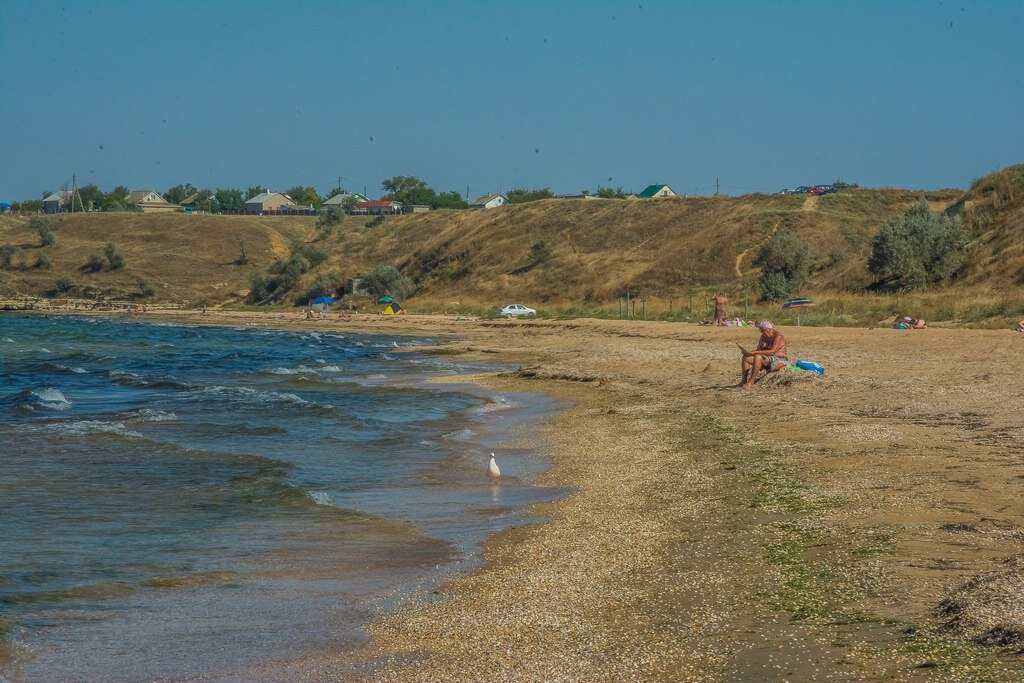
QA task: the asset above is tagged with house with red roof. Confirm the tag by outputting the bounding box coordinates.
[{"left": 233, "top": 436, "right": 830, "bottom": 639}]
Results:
[{"left": 353, "top": 200, "right": 403, "bottom": 215}]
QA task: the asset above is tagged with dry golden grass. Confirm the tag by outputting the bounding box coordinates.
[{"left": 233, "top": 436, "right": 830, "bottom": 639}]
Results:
[{"left": 0, "top": 170, "right": 1020, "bottom": 327}]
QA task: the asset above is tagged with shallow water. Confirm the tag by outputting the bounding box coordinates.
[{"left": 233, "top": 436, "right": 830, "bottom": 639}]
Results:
[{"left": 0, "top": 314, "right": 564, "bottom": 681}]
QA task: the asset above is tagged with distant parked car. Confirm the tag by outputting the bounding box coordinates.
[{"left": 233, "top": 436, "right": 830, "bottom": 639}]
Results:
[
  {"left": 498, "top": 304, "right": 537, "bottom": 318},
  {"left": 779, "top": 189, "right": 792, "bottom": 194},
  {"left": 792, "top": 186, "right": 810, "bottom": 194},
  {"left": 805, "top": 186, "right": 824, "bottom": 195},
  {"left": 815, "top": 184, "right": 838, "bottom": 194}
]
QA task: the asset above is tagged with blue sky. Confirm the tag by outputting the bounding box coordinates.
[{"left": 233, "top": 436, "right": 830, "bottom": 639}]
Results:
[{"left": 1, "top": 1, "right": 1022, "bottom": 201}]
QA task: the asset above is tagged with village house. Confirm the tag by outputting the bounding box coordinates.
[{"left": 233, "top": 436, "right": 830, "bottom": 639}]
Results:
[
  {"left": 128, "top": 190, "right": 179, "bottom": 213},
  {"left": 322, "top": 192, "right": 368, "bottom": 209},
  {"left": 353, "top": 200, "right": 403, "bottom": 215},
  {"left": 469, "top": 193, "right": 507, "bottom": 210},
  {"left": 42, "top": 190, "right": 73, "bottom": 213},
  {"left": 636, "top": 184, "right": 676, "bottom": 199},
  {"left": 244, "top": 191, "right": 295, "bottom": 215}
]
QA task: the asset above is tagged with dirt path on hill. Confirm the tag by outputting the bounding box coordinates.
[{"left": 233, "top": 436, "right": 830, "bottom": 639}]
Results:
[
  {"left": 735, "top": 220, "right": 781, "bottom": 278},
  {"left": 802, "top": 195, "right": 819, "bottom": 211}
]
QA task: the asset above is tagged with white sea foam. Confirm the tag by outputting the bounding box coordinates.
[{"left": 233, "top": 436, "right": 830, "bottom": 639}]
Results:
[
  {"left": 443, "top": 428, "right": 476, "bottom": 442},
  {"left": 200, "top": 385, "right": 312, "bottom": 407},
  {"left": 309, "top": 491, "right": 333, "bottom": 506},
  {"left": 2, "top": 337, "right": 14, "bottom": 343},
  {"left": 471, "top": 395, "right": 519, "bottom": 414},
  {"left": 265, "top": 365, "right": 316, "bottom": 375},
  {"left": 53, "top": 364, "right": 88, "bottom": 374},
  {"left": 38, "top": 348, "right": 52, "bottom": 354},
  {"left": 125, "top": 408, "right": 179, "bottom": 423},
  {"left": 51, "top": 420, "right": 144, "bottom": 438},
  {"left": 29, "top": 388, "right": 72, "bottom": 410}
]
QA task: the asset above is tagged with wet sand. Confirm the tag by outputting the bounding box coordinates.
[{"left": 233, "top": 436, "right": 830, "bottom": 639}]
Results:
[{"left": 112, "top": 311, "right": 1024, "bottom": 680}]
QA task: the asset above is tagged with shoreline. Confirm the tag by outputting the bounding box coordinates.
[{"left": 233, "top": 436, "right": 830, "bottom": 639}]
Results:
[{"left": 11, "top": 309, "right": 1024, "bottom": 680}]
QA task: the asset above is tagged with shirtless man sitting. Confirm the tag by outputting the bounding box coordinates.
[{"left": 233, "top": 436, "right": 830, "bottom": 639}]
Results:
[{"left": 738, "top": 320, "right": 788, "bottom": 389}]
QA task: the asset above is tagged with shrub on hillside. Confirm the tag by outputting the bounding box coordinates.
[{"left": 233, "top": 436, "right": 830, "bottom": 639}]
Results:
[
  {"left": 296, "top": 272, "right": 343, "bottom": 305},
  {"left": 529, "top": 240, "right": 551, "bottom": 263},
  {"left": 754, "top": 230, "right": 812, "bottom": 301},
  {"left": 31, "top": 216, "right": 55, "bottom": 247},
  {"left": 360, "top": 265, "right": 414, "bottom": 301},
  {"left": 0, "top": 244, "right": 19, "bottom": 268},
  {"left": 247, "top": 272, "right": 271, "bottom": 304},
  {"left": 868, "top": 200, "right": 967, "bottom": 290},
  {"left": 105, "top": 243, "right": 125, "bottom": 270},
  {"left": 35, "top": 252, "right": 52, "bottom": 269},
  {"left": 51, "top": 276, "right": 77, "bottom": 295},
  {"left": 315, "top": 206, "right": 344, "bottom": 239},
  {"left": 235, "top": 240, "right": 249, "bottom": 265},
  {"left": 135, "top": 277, "right": 156, "bottom": 298},
  {"left": 84, "top": 254, "right": 106, "bottom": 272}
]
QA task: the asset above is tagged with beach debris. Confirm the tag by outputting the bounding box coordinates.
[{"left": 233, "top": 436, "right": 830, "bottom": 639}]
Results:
[{"left": 488, "top": 453, "right": 501, "bottom": 479}]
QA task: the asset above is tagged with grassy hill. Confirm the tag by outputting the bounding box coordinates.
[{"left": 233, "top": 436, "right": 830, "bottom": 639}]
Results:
[{"left": 1, "top": 165, "right": 1022, "bottom": 325}]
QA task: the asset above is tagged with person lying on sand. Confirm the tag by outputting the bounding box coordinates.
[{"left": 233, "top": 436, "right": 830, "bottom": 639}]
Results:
[
  {"left": 894, "top": 315, "right": 927, "bottom": 330},
  {"left": 738, "top": 320, "right": 788, "bottom": 389},
  {"left": 1016, "top": 320, "right": 1024, "bottom": 332}
]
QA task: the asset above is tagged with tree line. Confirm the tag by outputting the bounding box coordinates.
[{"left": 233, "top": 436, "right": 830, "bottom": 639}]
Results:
[{"left": 7, "top": 176, "right": 633, "bottom": 214}]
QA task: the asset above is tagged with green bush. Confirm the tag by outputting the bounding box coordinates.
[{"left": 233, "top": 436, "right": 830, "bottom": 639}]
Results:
[
  {"left": 868, "top": 200, "right": 967, "bottom": 290},
  {"left": 136, "top": 277, "right": 156, "bottom": 297},
  {"left": 754, "top": 230, "right": 812, "bottom": 301},
  {"left": 84, "top": 254, "right": 106, "bottom": 272},
  {"left": 35, "top": 252, "right": 52, "bottom": 269},
  {"left": 529, "top": 240, "right": 551, "bottom": 263},
  {"left": 247, "top": 272, "right": 270, "bottom": 304},
  {"left": 104, "top": 243, "right": 125, "bottom": 270},
  {"left": 0, "top": 244, "right": 18, "bottom": 268},
  {"left": 30, "top": 216, "right": 55, "bottom": 247},
  {"left": 52, "top": 276, "right": 77, "bottom": 295},
  {"left": 296, "top": 272, "right": 343, "bottom": 305},
  {"left": 360, "top": 265, "right": 414, "bottom": 301}
]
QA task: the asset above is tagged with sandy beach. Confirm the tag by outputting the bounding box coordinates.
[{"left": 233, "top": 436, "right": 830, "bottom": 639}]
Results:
[{"left": 79, "top": 310, "right": 1024, "bottom": 680}]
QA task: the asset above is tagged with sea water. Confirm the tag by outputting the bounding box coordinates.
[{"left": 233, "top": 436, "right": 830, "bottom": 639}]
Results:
[{"left": 0, "top": 314, "right": 564, "bottom": 682}]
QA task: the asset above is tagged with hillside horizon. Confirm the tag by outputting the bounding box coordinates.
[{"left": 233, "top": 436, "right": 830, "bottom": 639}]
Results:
[{"left": 1, "top": 165, "right": 1021, "bottom": 326}]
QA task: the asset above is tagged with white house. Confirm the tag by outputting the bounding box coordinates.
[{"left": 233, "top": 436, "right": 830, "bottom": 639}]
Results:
[
  {"left": 127, "top": 189, "right": 178, "bottom": 213},
  {"left": 323, "top": 192, "right": 368, "bottom": 208},
  {"left": 469, "top": 193, "right": 507, "bottom": 210},
  {"left": 636, "top": 184, "right": 676, "bottom": 199},
  {"left": 245, "top": 191, "right": 296, "bottom": 214},
  {"left": 42, "top": 190, "right": 73, "bottom": 213}
]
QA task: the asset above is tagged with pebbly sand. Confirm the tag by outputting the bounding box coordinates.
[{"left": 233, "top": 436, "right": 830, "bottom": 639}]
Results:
[{"left": 83, "top": 311, "right": 1024, "bottom": 680}]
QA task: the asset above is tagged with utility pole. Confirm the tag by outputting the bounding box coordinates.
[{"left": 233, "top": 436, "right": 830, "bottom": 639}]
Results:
[
  {"left": 715, "top": 177, "right": 719, "bottom": 196},
  {"left": 466, "top": 184, "right": 470, "bottom": 201},
  {"left": 70, "top": 173, "right": 85, "bottom": 213}
]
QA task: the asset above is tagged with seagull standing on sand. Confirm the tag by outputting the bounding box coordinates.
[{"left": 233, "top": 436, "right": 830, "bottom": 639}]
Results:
[{"left": 488, "top": 453, "right": 501, "bottom": 479}]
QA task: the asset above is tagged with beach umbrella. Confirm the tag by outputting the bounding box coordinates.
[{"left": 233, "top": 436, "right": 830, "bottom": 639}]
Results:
[
  {"left": 782, "top": 297, "right": 815, "bottom": 326},
  {"left": 378, "top": 296, "right": 395, "bottom": 304},
  {"left": 311, "top": 296, "right": 336, "bottom": 304}
]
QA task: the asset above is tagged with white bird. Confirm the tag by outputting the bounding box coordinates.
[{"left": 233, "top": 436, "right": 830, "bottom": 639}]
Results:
[{"left": 488, "top": 453, "right": 501, "bottom": 479}]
